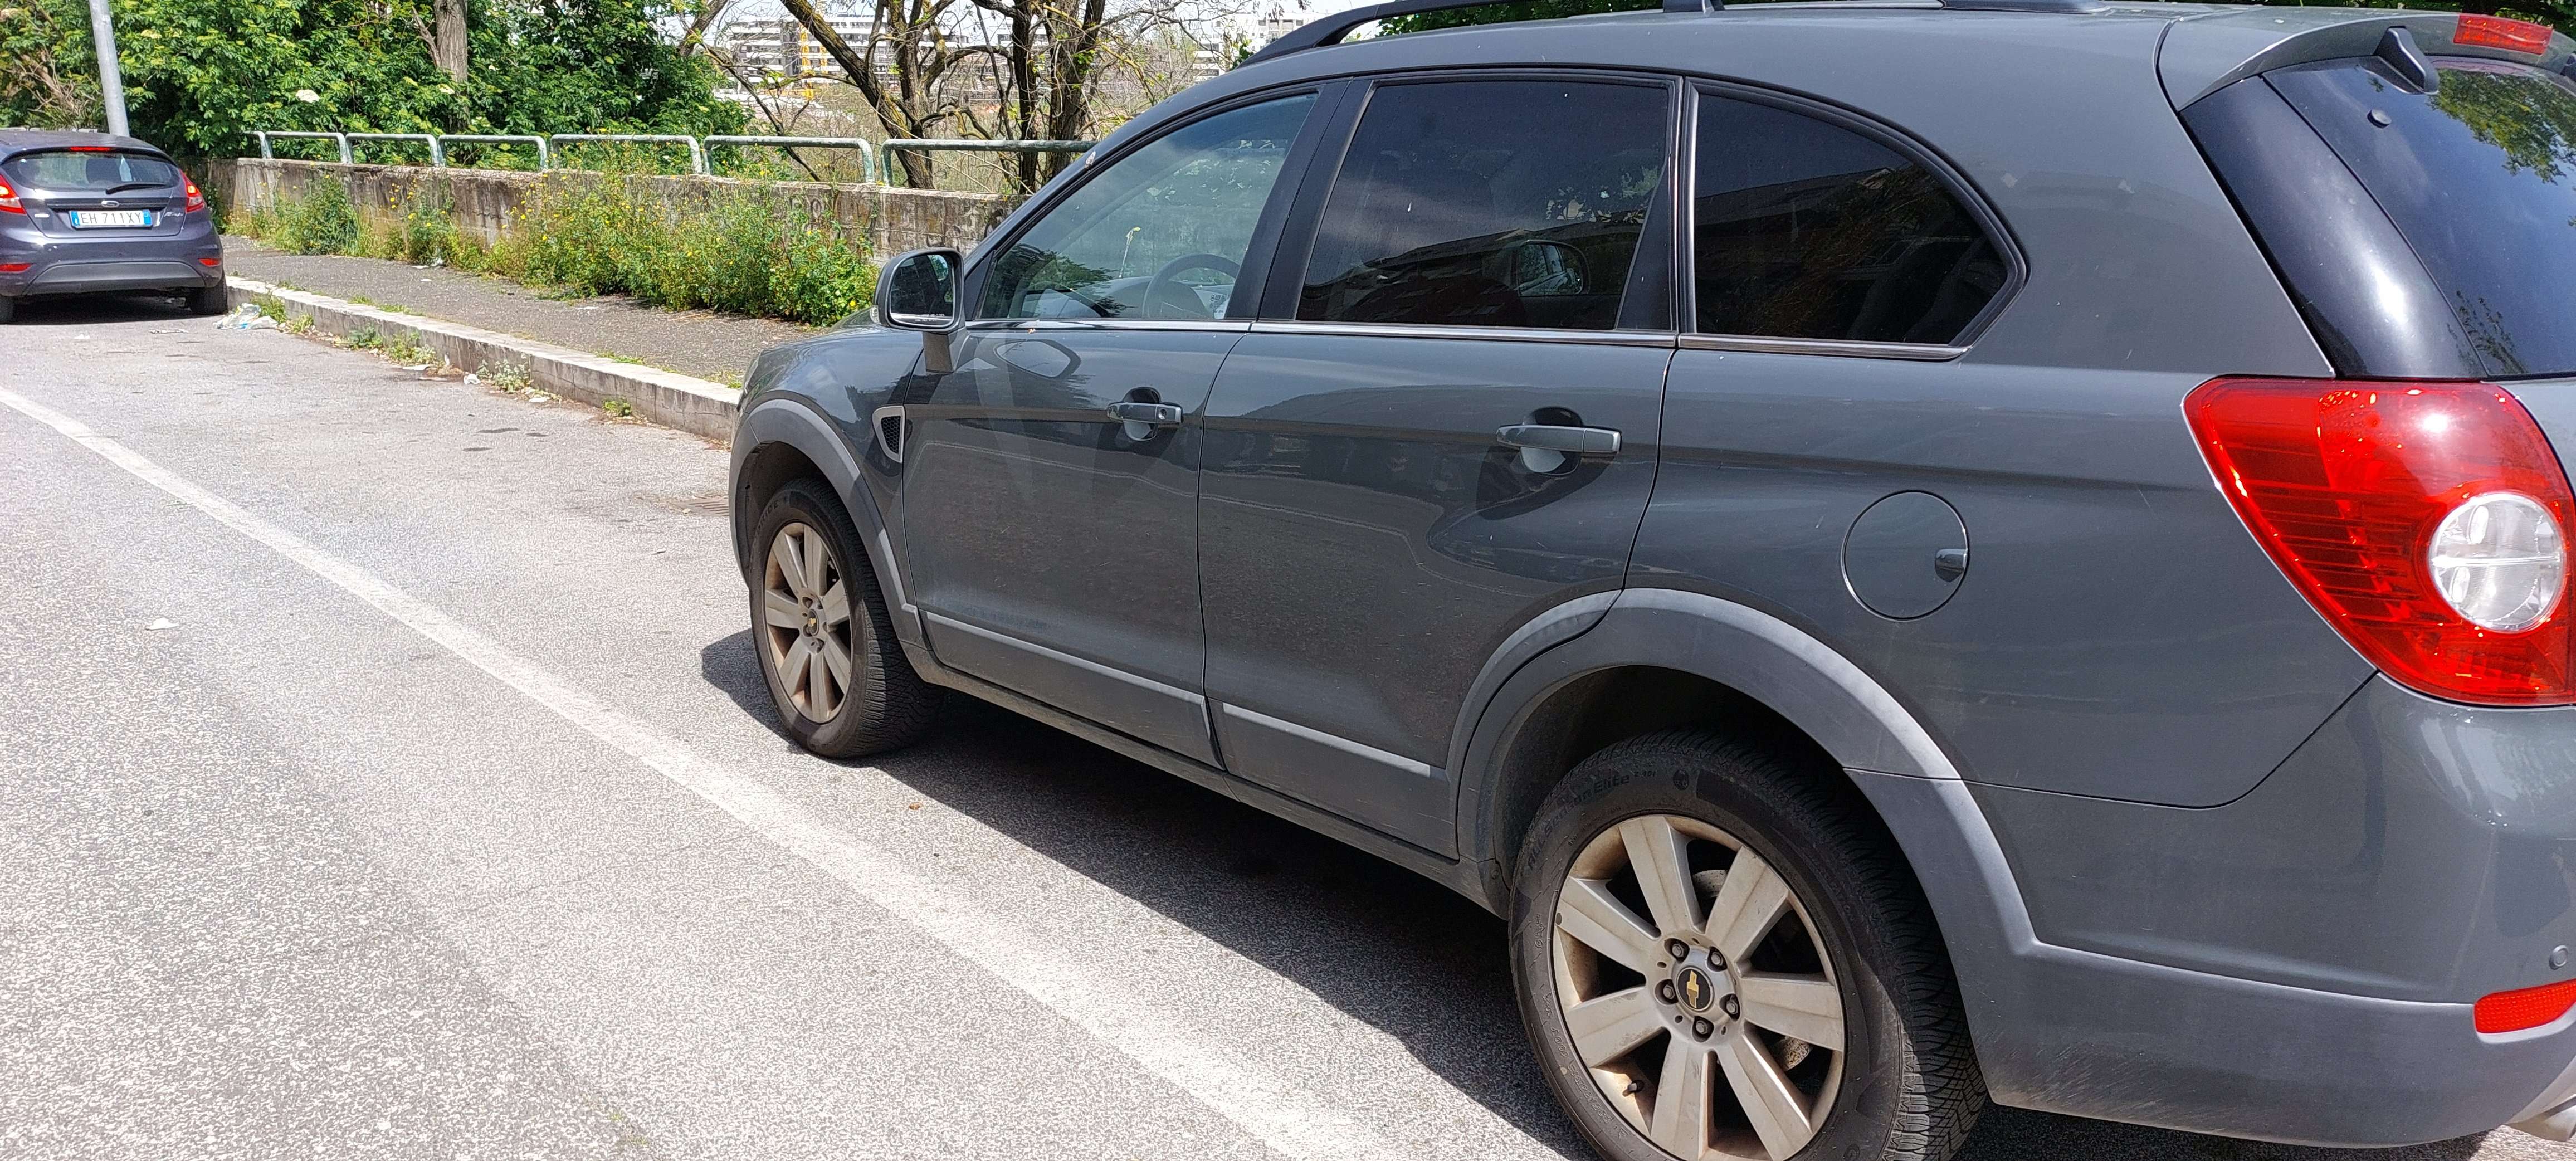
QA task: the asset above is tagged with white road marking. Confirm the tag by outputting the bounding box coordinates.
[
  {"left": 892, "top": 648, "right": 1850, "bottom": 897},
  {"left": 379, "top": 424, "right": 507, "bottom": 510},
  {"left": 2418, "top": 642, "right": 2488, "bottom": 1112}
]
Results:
[{"left": 0, "top": 383, "right": 1431, "bottom": 1161}]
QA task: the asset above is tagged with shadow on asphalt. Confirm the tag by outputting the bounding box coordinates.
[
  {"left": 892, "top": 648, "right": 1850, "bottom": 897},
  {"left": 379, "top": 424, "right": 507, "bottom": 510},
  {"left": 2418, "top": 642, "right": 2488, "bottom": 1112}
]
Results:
[
  {"left": 695, "top": 627, "right": 2506, "bottom": 1160},
  {"left": 4, "top": 293, "right": 202, "bottom": 326}
]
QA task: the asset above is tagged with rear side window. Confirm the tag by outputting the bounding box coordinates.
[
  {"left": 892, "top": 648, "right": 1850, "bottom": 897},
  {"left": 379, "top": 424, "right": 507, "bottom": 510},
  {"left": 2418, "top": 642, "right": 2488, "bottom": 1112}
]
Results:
[
  {"left": 2268, "top": 58, "right": 2576, "bottom": 378},
  {"left": 3, "top": 149, "right": 181, "bottom": 191},
  {"left": 1691, "top": 94, "right": 2006, "bottom": 344},
  {"left": 1298, "top": 79, "right": 1670, "bottom": 331}
]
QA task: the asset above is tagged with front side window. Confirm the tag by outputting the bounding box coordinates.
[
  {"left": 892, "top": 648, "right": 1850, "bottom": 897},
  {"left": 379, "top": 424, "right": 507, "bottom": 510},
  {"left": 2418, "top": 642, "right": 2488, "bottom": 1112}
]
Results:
[
  {"left": 1298, "top": 79, "right": 1670, "bottom": 331},
  {"left": 1692, "top": 94, "right": 2006, "bottom": 344},
  {"left": 978, "top": 95, "right": 1315, "bottom": 321},
  {"left": 3, "top": 149, "right": 181, "bottom": 192}
]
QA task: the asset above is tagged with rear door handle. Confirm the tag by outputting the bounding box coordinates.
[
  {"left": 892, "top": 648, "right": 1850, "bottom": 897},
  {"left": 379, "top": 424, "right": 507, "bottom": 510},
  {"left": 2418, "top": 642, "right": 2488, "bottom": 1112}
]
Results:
[
  {"left": 1497, "top": 423, "right": 1620, "bottom": 456},
  {"left": 1106, "top": 401, "right": 1183, "bottom": 427}
]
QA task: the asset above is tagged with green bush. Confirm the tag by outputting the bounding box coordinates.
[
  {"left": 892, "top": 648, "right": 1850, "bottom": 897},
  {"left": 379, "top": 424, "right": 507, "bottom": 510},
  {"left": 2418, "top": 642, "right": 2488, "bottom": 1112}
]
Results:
[
  {"left": 222, "top": 170, "right": 875, "bottom": 326},
  {"left": 507, "top": 174, "right": 876, "bottom": 325},
  {"left": 274, "top": 176, "right": 359, "bottom": 255}
]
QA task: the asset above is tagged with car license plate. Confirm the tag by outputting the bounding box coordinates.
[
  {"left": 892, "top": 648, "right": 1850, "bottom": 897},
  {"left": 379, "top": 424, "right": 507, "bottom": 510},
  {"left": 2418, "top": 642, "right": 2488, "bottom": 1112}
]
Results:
[{"left": 70, "top": 209, "right": 153, "bottom": 228}]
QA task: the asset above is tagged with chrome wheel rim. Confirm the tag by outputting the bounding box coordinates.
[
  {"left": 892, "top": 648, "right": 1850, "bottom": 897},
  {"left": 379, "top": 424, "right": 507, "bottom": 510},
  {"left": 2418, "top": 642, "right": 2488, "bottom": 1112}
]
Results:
[
  {"left": 762, "top": 523, "right": 854, "bottom": 723},
  {"left": 1553, "top": 814, "right": 1846, "bottom": 1161}
]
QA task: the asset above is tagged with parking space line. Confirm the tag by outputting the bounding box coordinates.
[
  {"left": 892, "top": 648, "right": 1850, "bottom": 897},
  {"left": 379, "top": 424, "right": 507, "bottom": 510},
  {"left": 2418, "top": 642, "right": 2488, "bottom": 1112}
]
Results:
[{"left": 0, "top": 383, "right": 1424, "bottom": 1161}]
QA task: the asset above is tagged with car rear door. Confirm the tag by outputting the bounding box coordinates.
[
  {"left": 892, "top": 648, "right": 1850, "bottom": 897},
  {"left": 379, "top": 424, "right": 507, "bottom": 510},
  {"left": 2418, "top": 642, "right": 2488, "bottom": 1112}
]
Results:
[{"left": 1194, "top": 73, "right": 1680, "bottom": 853}]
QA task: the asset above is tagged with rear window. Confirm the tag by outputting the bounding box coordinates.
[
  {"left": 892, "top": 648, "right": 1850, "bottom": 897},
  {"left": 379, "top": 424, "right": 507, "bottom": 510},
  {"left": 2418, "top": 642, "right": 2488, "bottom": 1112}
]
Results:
[
  {"left": 2270, "top": 58, "right": 2576, "bottom": 377},
  {"left": 2, "top": 149, "right": 182, "bottom": 192}
]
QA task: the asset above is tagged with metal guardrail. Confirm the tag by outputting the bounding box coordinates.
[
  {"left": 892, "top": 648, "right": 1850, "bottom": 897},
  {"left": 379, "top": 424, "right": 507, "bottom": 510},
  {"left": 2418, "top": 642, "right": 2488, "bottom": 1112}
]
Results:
[
  {"left": 548, "top": 133, "right": 709, "bottom": 175},
  {"left": 702, "top": 135, "right": 875, "bottom": 181},
  {"left": 438, "top": 134, "right": 550, "bottom": 170},
  {"left": 246, "top": 130, "right": 1091, "bottom": 189},
  {"left": 347, "top": 131, "right": 443, "bottom": 167},
  {"left": 879, "top": 139, "right": 1094, "bottom": 186},
  {"left": 253, "top": 130, "right": 351, "bottom": 164}
]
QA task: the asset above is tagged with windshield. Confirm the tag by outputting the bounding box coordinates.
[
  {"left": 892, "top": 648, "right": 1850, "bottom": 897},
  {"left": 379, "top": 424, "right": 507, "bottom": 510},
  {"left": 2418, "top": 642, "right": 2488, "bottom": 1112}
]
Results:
[
  {"left": 2, "top": 149, "right": 182, "bottom": 192},
  {"left": 2271, "top": 57, "right": 2576, "bottom": 377}
]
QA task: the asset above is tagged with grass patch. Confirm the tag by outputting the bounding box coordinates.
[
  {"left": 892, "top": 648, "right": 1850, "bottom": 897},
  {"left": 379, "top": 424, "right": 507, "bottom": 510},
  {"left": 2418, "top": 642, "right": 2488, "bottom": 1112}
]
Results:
[
  {"left": 344, "top": 326, "right": 382, "bottom": 350},
  {"left": 227, "top": 169, "right": 875, "bottom": 327},
  {"left": 480, "top": 362, "right": 535, "bottom": 393},
  {"left": 601, "top": 398, "right": 635, "bottom": 419}
]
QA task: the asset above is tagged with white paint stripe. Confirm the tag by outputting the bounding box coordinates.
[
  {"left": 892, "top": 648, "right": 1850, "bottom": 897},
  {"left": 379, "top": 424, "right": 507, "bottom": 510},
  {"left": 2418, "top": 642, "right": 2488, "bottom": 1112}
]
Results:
[{"left": 0, "top": 383, "right": 1410, "bottom": 1161}]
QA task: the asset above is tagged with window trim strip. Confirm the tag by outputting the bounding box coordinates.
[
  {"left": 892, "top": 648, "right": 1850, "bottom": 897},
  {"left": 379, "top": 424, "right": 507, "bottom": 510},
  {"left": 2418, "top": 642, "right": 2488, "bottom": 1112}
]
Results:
[
  {"left": 1250, "top": 319, "right": 1678, "bottom": 347},
  {"left": 1677, "top": 333, "right": 1968, "bottom": 361}
]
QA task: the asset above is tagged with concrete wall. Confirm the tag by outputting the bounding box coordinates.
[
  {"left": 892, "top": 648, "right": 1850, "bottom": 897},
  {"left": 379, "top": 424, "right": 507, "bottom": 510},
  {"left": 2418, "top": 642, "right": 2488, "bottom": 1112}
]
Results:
[{"left": 208, "top": 158, "right": 1008, "bottom": 257}]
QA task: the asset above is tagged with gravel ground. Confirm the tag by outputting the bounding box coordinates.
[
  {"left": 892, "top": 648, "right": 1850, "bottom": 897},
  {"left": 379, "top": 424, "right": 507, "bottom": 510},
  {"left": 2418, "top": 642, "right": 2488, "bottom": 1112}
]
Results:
[
  {"left": 222, "top": 237, "right": 818, "bottom": 383},
  {"left": 1, "top": 292, "right": 2569, "bottom": 1161}
]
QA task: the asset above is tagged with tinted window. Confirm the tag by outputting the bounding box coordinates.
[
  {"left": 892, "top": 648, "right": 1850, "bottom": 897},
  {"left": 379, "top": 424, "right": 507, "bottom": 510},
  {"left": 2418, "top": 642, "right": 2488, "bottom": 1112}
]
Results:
[
  {"left": 979, "top": 95, "right": 1314, "bottom": 321},
  {"left": 3, "top": 149, "right": 181, "bottom": 191},
  {"left": 2270, "top": 58, "right": 2576, "bottom": 378},
  {"left": 1299, "top": 80, "right": 1668, "bottom": 331},
  {"left": 1692, "top": 95, "right": 2004, "bottom": 344}
]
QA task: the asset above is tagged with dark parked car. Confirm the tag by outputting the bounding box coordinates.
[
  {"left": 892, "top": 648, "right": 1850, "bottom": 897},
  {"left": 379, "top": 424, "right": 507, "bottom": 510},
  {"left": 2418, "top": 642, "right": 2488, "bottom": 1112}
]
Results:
[
  {"left": 728, "top": 2, "right": 2576, "bottom": 1157},
  {"left": 0, "top": 130, "right": 227, "bottom": 323}
]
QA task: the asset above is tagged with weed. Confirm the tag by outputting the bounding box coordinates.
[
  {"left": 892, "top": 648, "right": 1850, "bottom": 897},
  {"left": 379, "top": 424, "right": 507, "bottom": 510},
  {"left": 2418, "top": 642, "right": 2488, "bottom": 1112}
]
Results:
[
  {"left": 601, "top": 398, "right": 636, "bottom": 419},
  {"left": 345, "top": 326, "right": 382, "bottom": 350},
  {"left": 382, "top": 335, "right": 438, "bottom": 366},
  {"left": 481, "top": 362, "right": 535, "bottom": 393},
  {"left": 272, "top": 177, "right": 359, "bottom": 255},
  {"left": 250, "top": 295, "right": 287, "bottom": 323},
  {"left": 282, "top": 315, "right": 314, "bottom": 336}
]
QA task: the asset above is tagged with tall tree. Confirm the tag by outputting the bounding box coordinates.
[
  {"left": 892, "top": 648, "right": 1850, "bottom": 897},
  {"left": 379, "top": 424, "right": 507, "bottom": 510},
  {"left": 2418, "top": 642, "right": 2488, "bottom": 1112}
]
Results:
[{"left": 778, "top": 0, "right": 985, "bottom": 186}]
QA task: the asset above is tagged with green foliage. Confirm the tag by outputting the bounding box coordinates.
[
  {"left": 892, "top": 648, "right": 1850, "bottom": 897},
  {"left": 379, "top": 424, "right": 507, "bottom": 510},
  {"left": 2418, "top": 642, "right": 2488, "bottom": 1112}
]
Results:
[
  {"left": 227, "top": 170, "right": 876, "bottom": 326},
  {"left": 0, "top": 0, "right": 743, "bottom": 160},
  {"left": 1378, "top": 0, "right": 2576, "bottom": 38},
  {"left": 345, "top": 325, "right": 382, "bottom": 349},
  {"left": 489, "top": 174, "right": 876, "bottom": 325},
  {"left": 270, "top": 175, "right": 359, "bottom": 254},
  {"left": 601, "top": 397, "right": 636, "bottom": 418}
]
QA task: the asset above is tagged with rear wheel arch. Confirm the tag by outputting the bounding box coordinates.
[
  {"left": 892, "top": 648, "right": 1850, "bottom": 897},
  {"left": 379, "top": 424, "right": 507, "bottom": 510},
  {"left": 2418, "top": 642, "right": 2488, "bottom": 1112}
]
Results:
[{"left": 1458, "top": 589, "right": 1964, "bottom": 898}]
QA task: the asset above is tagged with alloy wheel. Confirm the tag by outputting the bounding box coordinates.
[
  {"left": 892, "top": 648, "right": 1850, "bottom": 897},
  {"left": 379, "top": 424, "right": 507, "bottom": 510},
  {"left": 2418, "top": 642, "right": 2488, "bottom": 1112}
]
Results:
[
  {"left": 1553, "top": 814, "right": 1846, "bottom": 1161},
  {"left": 762, "top": 523, "right": 855, "bottom": 723}
]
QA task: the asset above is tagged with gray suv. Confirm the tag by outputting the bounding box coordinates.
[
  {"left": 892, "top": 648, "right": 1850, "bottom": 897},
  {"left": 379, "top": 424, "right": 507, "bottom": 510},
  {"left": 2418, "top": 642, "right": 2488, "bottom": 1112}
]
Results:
[
  {"left": 728, "top": 3, "right": 2576, "bottom": 1157},
  {"left": 0, "top": 130, "right": 227, "bottom": 323}
]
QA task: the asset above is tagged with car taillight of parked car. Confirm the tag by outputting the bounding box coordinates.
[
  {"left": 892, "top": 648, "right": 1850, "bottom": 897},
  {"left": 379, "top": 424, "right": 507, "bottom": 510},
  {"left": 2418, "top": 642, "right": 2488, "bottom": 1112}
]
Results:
[
  {"left": 0, "top": 179, "right": 22, "bottom": 214},
  {"left": 184, "top": 178, "right": 204, "bottom": 214},
  {"left": 2187, "top": 378, "right": 2576, "bottom": 706},
  {"left": 2455, "top": 12, "right": 2557, "bottom": 53}
]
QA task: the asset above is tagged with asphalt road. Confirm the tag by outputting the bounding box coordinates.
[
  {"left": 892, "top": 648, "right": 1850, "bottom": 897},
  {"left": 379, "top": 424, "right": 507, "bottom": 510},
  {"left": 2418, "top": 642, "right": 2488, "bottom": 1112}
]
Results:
[{"left": 3, "top": 292, "right": 2569, "bottom": 1161}]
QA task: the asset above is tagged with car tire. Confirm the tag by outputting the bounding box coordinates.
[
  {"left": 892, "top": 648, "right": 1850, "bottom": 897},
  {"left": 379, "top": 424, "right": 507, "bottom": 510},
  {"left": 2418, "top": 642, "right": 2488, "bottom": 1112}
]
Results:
[
  {"left": 187, "top": 284, "right": 229, "bottom": 316},
  {"left": 0, "top": 295, "right": 15, "bottom": 324},
  {"left": 747, "top": 479, "right": 938, "bottom": 758},
  {"left": 1511, "top": 729, "right": 1983, "bottom": 1161}
]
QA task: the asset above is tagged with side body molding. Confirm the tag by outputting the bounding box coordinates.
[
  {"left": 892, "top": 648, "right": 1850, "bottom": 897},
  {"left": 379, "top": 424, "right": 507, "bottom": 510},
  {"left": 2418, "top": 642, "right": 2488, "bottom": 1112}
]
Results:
[{"left": 730, "top": 397, "right": 921, "bottom": 647}]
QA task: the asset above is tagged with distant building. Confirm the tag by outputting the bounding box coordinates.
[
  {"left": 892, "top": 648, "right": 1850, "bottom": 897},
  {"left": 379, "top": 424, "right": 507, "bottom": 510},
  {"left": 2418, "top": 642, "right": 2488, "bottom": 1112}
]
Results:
[{"left": 719, "top": 15, "right": 880, "bottom": 81}]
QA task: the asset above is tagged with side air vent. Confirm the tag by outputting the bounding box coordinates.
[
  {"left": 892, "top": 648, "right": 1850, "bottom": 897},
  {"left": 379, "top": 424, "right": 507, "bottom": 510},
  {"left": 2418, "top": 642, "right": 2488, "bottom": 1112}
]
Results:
[{"left": 872, "top": 405, "right": 906, "bottom": 462}]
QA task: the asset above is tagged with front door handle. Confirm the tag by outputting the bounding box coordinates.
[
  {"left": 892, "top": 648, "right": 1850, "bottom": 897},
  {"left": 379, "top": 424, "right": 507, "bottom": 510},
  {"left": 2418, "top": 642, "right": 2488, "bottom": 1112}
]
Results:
[
  {"left": 1497, "top": 423, "right": 1620, "bottom": 456},
  {"left": 1106, "top": 401, "right": 1183, "bottom": 427}
]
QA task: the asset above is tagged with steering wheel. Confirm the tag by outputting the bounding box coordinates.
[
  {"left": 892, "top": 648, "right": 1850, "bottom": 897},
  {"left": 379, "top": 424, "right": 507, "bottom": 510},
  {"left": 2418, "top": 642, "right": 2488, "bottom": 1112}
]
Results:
[{"left": 1142, "top": 253, "right": 1241, "bottom": 320}]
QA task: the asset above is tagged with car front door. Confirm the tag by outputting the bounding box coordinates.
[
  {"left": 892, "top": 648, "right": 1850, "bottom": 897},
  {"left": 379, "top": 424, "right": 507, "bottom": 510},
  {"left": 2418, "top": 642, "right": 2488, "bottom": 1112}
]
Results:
[
  {"left": 1196, "top": 74, "right": 1680, "bottom": 852},
  {"left": 901, "top": 91, "right": 1327, "bottom": 765}
]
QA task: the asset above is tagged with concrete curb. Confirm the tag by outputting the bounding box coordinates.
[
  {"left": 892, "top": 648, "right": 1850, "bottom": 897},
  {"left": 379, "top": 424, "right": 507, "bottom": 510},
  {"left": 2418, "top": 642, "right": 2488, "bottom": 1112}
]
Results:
[{"left": 226, "top": 277, "right": 742, "bottom": 442}]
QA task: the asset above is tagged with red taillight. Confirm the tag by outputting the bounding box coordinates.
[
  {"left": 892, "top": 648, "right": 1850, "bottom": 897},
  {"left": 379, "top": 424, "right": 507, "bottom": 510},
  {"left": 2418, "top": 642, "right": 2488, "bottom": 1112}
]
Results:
[
  {"left": 0, "top": 263, "right": 27, "bottom": 272},
  {"left": 184, "top": 178, "right": 204, "bottom": 214},
  {"left": 197, "top": 256, "right": 219, "bottom": 266},
  {"left": 2478, "top": 978, "right": 2576, "bottom": 1033},
  {"left": 2457, "top": 13, "right": 2555, "bottom": 53},
  {"left": 2187, "top": 378, "right": 2576, "bottom": 705},
  {"left": 0, "top": 180, "right": 21, "bottom": 214}
]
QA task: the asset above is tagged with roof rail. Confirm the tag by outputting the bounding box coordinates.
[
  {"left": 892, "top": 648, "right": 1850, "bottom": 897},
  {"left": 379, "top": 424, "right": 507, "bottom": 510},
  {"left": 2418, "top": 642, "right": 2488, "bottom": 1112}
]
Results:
[
  {"left": 1242, "top": 0, "right": 2102, "bottom": 65},
  {"left": 1243, "top": 0, "right": 1720, "bottom": 65}
]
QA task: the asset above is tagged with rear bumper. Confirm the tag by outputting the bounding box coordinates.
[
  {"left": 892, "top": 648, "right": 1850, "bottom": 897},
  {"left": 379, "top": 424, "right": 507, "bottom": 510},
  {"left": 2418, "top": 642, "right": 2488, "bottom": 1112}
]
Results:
[
  {"left": 0, "top": 215, "right": 222, "bottom": 298},
  {"left": 11, "top": 258, "right": 221, "bottom": 296},
  {"left": 1856, "top": 676, "right": 2576, "bottom": 1145}
]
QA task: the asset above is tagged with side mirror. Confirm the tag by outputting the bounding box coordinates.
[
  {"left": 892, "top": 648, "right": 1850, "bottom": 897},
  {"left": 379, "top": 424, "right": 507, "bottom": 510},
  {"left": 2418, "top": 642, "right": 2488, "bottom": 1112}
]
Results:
[
  {"left": 1510, "top": 239, "right": 1589, "bottom": 297},
  {"left": 877, "top": 247, "right": 964, "bottom": 373},
  {"left": 878, "top": 248, "right": 963, "bottom": 333}
]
